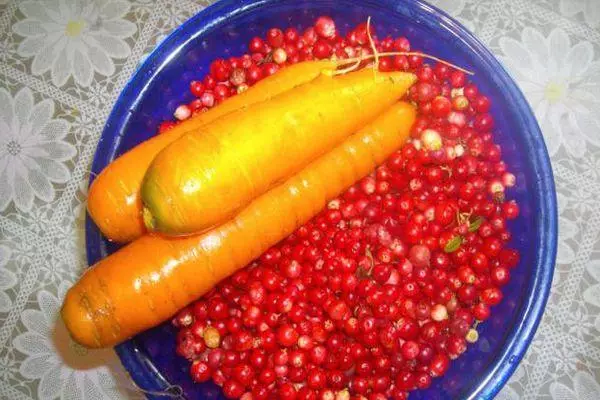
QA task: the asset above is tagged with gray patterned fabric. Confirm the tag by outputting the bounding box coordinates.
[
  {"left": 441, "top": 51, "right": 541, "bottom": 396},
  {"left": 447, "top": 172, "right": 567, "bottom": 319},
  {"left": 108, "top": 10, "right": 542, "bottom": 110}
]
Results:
[{"left": 0, "top": 0, "right": 599, "bottom": 399}]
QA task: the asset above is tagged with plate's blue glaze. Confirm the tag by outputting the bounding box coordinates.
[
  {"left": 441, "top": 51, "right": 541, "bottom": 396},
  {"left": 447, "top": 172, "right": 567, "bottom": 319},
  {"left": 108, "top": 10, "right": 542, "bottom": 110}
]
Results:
[{"left": 86, "top": 0, "right": 558, "bottom": 398}]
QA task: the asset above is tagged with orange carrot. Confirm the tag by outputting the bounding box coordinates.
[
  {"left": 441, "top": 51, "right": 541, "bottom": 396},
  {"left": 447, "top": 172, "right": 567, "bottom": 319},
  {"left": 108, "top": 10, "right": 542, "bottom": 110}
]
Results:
[
  {"left": 141, "top": 69, "right": 416, "bottom": 236},
  {"left": 62, "top": 102, "right": 416, "bottom": 348},
  {"left": 87, "top": 60, "right": 337, "bottom": 243}
]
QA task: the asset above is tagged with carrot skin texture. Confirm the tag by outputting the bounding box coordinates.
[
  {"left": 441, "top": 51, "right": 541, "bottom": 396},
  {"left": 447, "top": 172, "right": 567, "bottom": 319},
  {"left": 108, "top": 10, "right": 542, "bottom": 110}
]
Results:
[
  {"left": 142, "top": 69, "right": 416, "bottom": 236},
  {"left": 87, "top": 60, "right": 337, "bottom": 243},
  {"left": 62, "top": 102, "right": 416, "bottom": 348}
]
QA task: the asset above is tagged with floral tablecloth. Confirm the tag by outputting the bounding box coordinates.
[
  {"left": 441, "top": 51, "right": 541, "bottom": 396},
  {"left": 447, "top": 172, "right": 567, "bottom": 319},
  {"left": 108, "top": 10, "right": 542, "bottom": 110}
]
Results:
[{"left": 0, "top": 0, "right": 599, "bottom": 399}]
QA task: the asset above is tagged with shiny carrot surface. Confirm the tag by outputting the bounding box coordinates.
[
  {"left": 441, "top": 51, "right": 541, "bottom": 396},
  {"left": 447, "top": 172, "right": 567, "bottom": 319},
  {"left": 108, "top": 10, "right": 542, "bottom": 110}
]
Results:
[
  {"left": 62, "top": 102, "right": 416, "bottom": 348},
  {"left": 87, "top": 60, "right": 337, "bottom": 243},
  {"left": 142, "top": 69, "right": 416, "bottom": 236}
]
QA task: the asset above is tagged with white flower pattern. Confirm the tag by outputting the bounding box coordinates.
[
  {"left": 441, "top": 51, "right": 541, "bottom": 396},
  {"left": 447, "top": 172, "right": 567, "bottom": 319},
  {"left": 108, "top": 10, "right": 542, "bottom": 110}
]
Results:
[
  {"left": 0, "top": 353, "right": 18, "bottom": 383},
  {"left": 583, "top": 259, "right": 600, "bottom": 332},
  {"left": 564, "top": 305, "right": 595, "bottom": 338},
  {"left": 550, "top": 371, "right": 600, "bottom": 400},
  {"left": 0, "top": 87, "right": 75, "bottom": 212},
  {"left": 0, "top": 0, "right": 599, "bottom": 399},
  {"left": 498, "top": 27, "right": 600, "bottom": 158},
  {"left": 87, "top": 82, "right": 113, "bottom": 108},
  {"left": 496, "top": 385, "right": 520, "bottom": 400},
  {"left": 12, "top": 0, "right": 137, "bottom": 87},
  {"left": 0, "top": 245, "right": 17, "bottom": 313},
  {"left": 559, "top": 0, "right": 600, "bottom": 28},
  {"left": 12, "top": 282, "right": 140, "bottom": 400},
  {"left": 428, "top": 0, "right": 466, "bottom": 16},
  {"left": 556, "top": 192, "right": 578, "bottom": 265}
]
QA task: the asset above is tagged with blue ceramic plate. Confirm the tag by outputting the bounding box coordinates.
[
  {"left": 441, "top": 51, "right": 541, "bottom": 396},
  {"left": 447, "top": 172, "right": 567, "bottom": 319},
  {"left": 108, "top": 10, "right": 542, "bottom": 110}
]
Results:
[{"left": 86, "top": 0, "right": 558, "bottom": 398}]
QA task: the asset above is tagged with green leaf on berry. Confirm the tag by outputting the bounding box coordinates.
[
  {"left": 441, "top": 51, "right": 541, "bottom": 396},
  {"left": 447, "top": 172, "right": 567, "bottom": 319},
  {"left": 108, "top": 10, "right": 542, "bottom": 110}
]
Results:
[
  {"left": 468, "top": 216, "right": 484, "bottom": 232},
  {"left": 444, "top": 236, "right": 463, "bottom": 253}
]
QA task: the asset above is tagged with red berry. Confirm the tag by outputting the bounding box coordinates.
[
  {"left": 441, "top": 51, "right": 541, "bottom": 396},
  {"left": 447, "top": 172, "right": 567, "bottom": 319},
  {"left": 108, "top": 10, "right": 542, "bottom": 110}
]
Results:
[
  {"left": 279, "top": 382, "right": 297, "bottom": 400},
  {"left": 474, "top": 95, "right": 491, "bottom": 113},
  {"left": 313, "top": 40, "right": 332, "bottom": 59},
  {"left": 210, "top": 59, "right": 231, "bottom": 82},
  {"left": 491, "top": 266, "right": 511, "bottom": 286},
  {"left": 262, "top": 62, "right": 279, "bottom": 76},
  {"left": 415, "top": 82, "right": 436, "bottom": 102},
  {"left": 431, "top": 96, "right": 452, "bottom": 117},
  {"left": 351, "top": 376, "right": 369, "bottom": 395},
  {"left": 502, "top": 201, "right": 520, "bottom": 219},
  {"left": 258, "top": 368, "right": 276, "bottom": 384},
  {"left": 233, "top": 330, "right": 253, "bottom": 351},
  {"left": 409, "top": 244, "right": 431, "bottom": 267},
  {"left": 223, "top": 380, "right": 245, "bottom": 399},
  {"left": 499, "top": 248, "right": 520, "bottom": 268},
  {"left": 266, "top": 28, "right": 284, "bottom": 47},
  {"left": 232, "top": 363, "right": 254, "bottom": 386},
  {"left": 189, "top": 80, "right": 204, "bottom": 97},
  {"left": 249, "top": 36, "right": 265, "bottom": 53},
  {"left": 474, "top": 113, "right": 495, "bottom": 131},
  {"left": 285, "top": 28, "right": 299, "bottom": 43},
  {"left": 315, "top": 16, "right": 336, "bottom": 39},
  {"left": 482, "top": 237, "right": 502, "bottom": 257},
  {"left": 394, "top": 37, "right": 411, "bottom": 51},
  {"left": 450, "top": 70, "right": 466, "bottom": 88},
  {"left": 246, "top": 65, "right": 263, "bottom": 84},
  {"left": 472, "top": 302, "right": 491, "bottom": 320},
  {"left": 471, "top": 252, "right": 489, "bottom": 272},
  {"left": 327, "top": 300, "right": 351, "bottom": 321},
  {"left": 395, "top": 370, "right": 416, "bottom": 391},
  {"left": 190, "top": 360, "right": 211, "bottom": 382},
  {"left": 310, "top": 345, "right": 327, "bottom": 365},
  {"left": 401, "top": 340, "right": 420, "bottom": 360},
  {"left": 275, "top": 324, "right": 298, "bottom": 347},
  {"left": 214, "top": 83, "right": 229, "bottom": 100},
  {"left": 481, "top": 287, "right": 503, "bottom": 306},
  {"left": 429, "top": 353, "right": 450, "bottom": 377},
  {"left": 307, "top": 369, "right": 327, "bottom": 389}
]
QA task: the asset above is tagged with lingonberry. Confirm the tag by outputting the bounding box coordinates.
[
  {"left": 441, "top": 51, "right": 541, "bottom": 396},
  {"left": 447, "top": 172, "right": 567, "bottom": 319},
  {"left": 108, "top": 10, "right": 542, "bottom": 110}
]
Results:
[
  {"left": 350, "top": 376, "right": 369, "bottom": 395},
  {"left": 258, "top": 368, "right": 276, "bottom": 384},
  {"left": 266, "top": 28, "right": 284, "bottom": 47},
  {"left": 313, "top": 40, "right": 332, "bottom": 59},
  {"left": 481, "top": 287, "right": 503, "bottom": 306},
  {"left": 482, "top": 237, "right": 502, "bottom": 257},
  {"left": 473, "top": 95, "right": 491, "bottom": 113},
  {"left": 307, "top": 369, "right": 327, "bottom": 389},
  {"left": 232, "top": 363, "right": 254, "bottom": 386},
  {"left": 315, "top": 16, "right": 336, "bottom": 39},
  {"left": 248, "top": 36, "right": 265, "bottom": 53},
  {"left": 279, "top": 382, "right": 298, "bottom": 400},
  {"left": 190, "top": 360, "right": 211, "bottom": 382},
  {"left": 472, "top": 302, "right": 491, "bottom": 321},
  {"left": 222, "top": 380, "right": 245, "bottom": 399},
  {"left": 491, "top": 266, "right": 510, "bottom": 287},
  {"left": 429, "top": 353, "right": 450, "bottom": 377},
  {"left": 458, "top": 284, "right": 477, "bottom": 304},
  {"left": 502, "top": 200, "right": 520, "bottom": 219},
  {"left": 470, "top": 252, "right": 489, "bottom": 272},
  {"left": 252, "top": 384, "right": 270, "bottom": 400}
]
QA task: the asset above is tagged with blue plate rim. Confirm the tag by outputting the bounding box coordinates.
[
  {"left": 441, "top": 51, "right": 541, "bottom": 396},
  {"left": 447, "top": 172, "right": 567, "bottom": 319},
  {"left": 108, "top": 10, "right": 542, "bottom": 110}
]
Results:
[{"left": 86, "top": 0, "right": 558, "bottom": 398}]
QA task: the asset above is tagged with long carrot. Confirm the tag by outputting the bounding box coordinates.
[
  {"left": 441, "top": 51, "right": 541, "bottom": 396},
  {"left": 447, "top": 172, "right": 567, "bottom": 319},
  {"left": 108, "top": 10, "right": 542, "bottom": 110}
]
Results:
[
  {"left": 87, "top": 60, "right": 337, "bottom": 243},
  {"left": 62, "top": 102, "right": 416, "bottom": 348},
  {"left": 141, "top": 69, "right": 416, "bottom": 236}
]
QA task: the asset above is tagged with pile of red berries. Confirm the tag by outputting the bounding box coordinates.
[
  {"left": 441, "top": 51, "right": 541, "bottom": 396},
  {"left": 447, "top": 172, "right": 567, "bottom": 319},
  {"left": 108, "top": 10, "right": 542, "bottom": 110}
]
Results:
[{"left": 168, "top": 16, "right": 521, "bottom": 400}]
